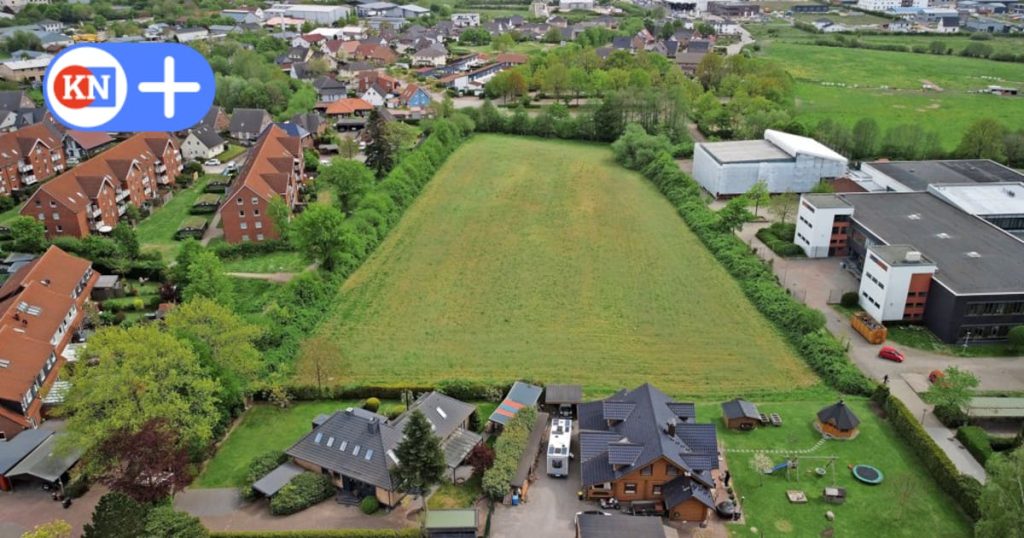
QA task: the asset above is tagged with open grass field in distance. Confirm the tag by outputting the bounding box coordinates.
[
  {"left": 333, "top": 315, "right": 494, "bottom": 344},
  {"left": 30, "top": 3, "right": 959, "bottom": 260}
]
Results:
[
  {"left": 756, "top": 41, "right": 1024, "bottom": 149},
  {"left": 300, "top": 135, "right": 818, "bottom": 397},
  {"left": 704, "top": 398, "right": 971, "bottom": 537}
]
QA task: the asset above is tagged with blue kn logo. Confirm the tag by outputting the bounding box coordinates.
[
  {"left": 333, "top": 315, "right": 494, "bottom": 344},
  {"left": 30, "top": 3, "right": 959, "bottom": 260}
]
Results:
[{"left": 44, "top": 44, "right": 215, "bottom": 132}]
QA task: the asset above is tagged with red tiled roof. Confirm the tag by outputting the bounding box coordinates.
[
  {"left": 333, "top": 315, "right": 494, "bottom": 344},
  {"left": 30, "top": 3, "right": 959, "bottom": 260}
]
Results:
[
  {"left": 66, "top": 130, "right": 114, "bottom": 151},
  {"left": 223, "top": 125, "right": 301, "bottom": 206},
  {"left": 325, "top": 98, "right": 373, "bottom": 115}
]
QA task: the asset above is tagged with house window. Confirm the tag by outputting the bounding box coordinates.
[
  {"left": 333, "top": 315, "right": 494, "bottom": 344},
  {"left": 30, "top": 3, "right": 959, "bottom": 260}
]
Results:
[
  {"left": 255, "top": 221, "right": 262, "bottom": 229},
  {"left": 52, "top": 212, "right": 59, "bottom": 220},
  {"left": 624, "top": 483, "right": 637, "bottom": 495},
  {"left": 641, "top": 466, "right": 652, "bottom": 476},
  {"left": 37, "top": 213, "right": 44, "bottom": 220},
  {"left": 236, "top": 197, "right": 243, "bottom": 205},
  {"left": 34, "top": 199, "right": 41, "bottom": 207},
  {"left": 251, "top": 197, "right": 258, "bottom": 205},
  {"left": 254, "top": 209, "right": 260, "bottom": 216},
  {"left": 56, "top": 225, "right": 62, "bottom": 233},
  {"left": 49, "top": 200, "right": 56, "bottom": 208},
  {"left": 241, "top": 234, "right": 250, "bottom": 241},
  {"left": 239, "top": 210, "right": 245, "bottom": 217},
  {"left": 256, "top": 233, "right": 264, "bottom": 241},
  {"left": 240, "top": 222, "right": 248, "bottom": 230},
  {"left": 653, "top": 485, "right": 663, "bottom": 496},
  {"left": 666, "top": 465, "right": 679, "bottom": 476}
]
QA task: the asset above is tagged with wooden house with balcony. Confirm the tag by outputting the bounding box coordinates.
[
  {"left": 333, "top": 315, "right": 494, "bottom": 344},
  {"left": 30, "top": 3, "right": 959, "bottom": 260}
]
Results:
[{"left": 578, "top": 384, "right": 719, "bottom": 522}]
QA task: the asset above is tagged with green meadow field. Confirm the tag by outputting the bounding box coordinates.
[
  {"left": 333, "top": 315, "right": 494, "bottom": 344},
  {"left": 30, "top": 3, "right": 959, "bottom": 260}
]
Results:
[
  {"left": 300, "top": 135, "right": 818, "bottom": 397},
  {"left": 758, "top": 41, "right": 1024, "bottom": 149}
]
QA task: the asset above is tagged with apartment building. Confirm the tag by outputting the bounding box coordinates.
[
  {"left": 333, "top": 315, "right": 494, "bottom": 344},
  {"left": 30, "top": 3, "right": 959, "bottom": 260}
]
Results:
[
  {"left": 219, "top": 125, "right": 303, "bottom": 243},
  {"left": 0, "top": 246, "right": 97, "bottom": 439},
  {"left": 21, "top": 133, "right": 182, "bottom": 238},
  {"left": 0, "top": 122, "right": 65, "bottom": 195}
]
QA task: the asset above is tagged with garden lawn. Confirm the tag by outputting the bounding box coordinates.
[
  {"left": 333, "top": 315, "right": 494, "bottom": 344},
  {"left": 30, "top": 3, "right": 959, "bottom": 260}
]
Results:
[
  {"left": 216, "top": 144, "right": 246, "bottom": 162},
  {"left": 303, "top": 135, "right": 817, "bottom": 398},
  {"left": 759, "top": 41, "right": 1024, "bottom": 149},
  {"left": 428, "top": 475, "right": 482, "bottom": 510},
  {"left": 706, "top": 398, "right": 971, "bottom": 538},
  {"left": 136, "top": 177, "right": 211, "bottom": 260},
  {"left": 221, "top": 250, "right": 309, "bottom": 274},
  {"left": 195, "top": 401, "right": 362, "bottom": 488}
]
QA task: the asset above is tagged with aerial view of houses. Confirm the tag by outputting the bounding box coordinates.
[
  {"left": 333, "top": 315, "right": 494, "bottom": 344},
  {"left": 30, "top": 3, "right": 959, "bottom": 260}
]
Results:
[{"left": 0, "top": 0, "right": 1022, "bottom": 537}]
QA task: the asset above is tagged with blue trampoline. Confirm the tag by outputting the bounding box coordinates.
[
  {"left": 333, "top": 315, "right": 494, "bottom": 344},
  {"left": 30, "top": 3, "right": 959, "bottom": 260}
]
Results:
[{"left": 852, "top": 464, "right": 884, "bottom": 484}]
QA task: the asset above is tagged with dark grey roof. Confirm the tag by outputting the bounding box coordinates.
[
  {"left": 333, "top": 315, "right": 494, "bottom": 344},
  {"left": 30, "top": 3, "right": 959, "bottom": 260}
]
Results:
[
  {"left": 578, "top": 384, "right": 719, "bottom": 489},
  {"left": 722, "top": 398, "right": 760, "bottom": 420},
  {"left": 195, "top": 106, "right": 223, "bottom": 131},
  {"left": 272, "top": 122, "right": 310, "bottom": 139},
  {"left": 611, "top": 36, "right": 632, "bottom": 49},
  {"left": 392, "top": 392, "right": 476, "bottom": 441},
  {"left": 286, "top": 407, "right": 400, "bottom": 490},
  {"left": 663, "top": 475, "right": 715, "bottom": 511},
  {"left": 817, "top": 400, "right": 860, "bottom": 431},
  {"left": 441, "top": 428, "right": 481, "bottom": 468},
  {"left": 5, "top": 434, "right": 81, "bottom": 483},
  {"left": 229, "top": 108, "right": 270, "bottom": 134},
  {"left": 687, "top": 39, "right": 710, "bottom": 53},
  {"left": 252, "top": 461, "right": 305, "bottom": 497},
  {"left": 545, "top": 384, "right": 582, "bottom": 405},
  {"left": 313, "top": 76, "right": 347, "bottom": 91},
  {"left": 414, "top": 44, "right": 447, "bottom": 57},
  {"left": 191, "top": 127, "right": 224, "bottom": 148},
  {"left": 0, "top": 429, "right": 52, "bottom": 474},
  {"left": 840, "top": 191, "right": 1024, "bottom": 294},
  {"left": 868, "top": 159, "right": 1024, "bottom": 191},
  {"left": 489, "top": 381, "right": 543, "bottom": 425},
  {"left": 291, "top": 112, "right": 323, "bottom": 134},
  {"left": 576, "top": 514, "right": 666, "bottom": 538},
  {"left": 607, "top": 442, "right": 644, "bottom": 466}
]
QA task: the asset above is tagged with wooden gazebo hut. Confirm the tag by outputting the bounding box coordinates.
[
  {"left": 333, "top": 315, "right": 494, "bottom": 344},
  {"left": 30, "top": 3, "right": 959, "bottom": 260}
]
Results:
[{"left": 815, "top": 400, "right": 861, "bottom": 439}]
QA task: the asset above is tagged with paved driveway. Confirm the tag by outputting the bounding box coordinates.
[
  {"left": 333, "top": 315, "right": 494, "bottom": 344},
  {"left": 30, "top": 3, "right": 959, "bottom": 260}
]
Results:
[{"left": 0, "top": 484, "right": 105, "bottom": 538}]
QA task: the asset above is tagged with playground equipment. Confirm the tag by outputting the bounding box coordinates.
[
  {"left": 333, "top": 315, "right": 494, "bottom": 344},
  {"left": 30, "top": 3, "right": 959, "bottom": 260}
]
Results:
[
  {"left": 765, "top": 456, "right": 840, "bottom": 483},
  {"left": 851, "top": 464, "right": 884, "bottom": 485}
]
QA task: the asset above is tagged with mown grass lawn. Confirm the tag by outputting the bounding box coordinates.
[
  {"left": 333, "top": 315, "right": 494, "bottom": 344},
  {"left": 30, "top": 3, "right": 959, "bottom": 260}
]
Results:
[
  {"left": 302, "top": 135, "right": 817, "bottom": 398},
  {"left": 221, "top": 250, "right": 309, "bottom": 274},
  {"left": 195, "top": 401, "right": 362, "bottom": 488},
  {"left": 136, "top": 177, "right": 211, "bottom": 260},
  {"left": 706, "top": 398, "right": 971, "bottom": 537},
  {"left": 216, "top": 144, "right": 246, "bottom": 162},
  {"left": 758, "top": 41, "right": 1024, "bottom": 149}
]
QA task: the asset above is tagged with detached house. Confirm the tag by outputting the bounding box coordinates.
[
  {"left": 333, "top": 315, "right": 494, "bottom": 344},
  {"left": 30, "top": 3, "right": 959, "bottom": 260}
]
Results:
[
  {"left": 229, "top": 108, "right": 273, "bottom": 145},
  {"left": 412, "top": 44, "right": 447, "bottom": 67},
  {"left": 396, "top": 84, "right": 432, "bottom": 109},
  {"left": 181, "top": 128, "right": 227, "bottom": 161},
  {"left": 0, "top": 122, "right": 65, "bottom": 195},
  {"left": 313, "top": 76, "right": 348, "bottom": 103},
  {"left": 218, "top": 125, "right": 303, "bottom": 243},
  {"left": 579, "top": 384, "right": 720, "bottom": 522},
  {"left": 0, "top": 246, "right": 98, "bottom": 439},
  {"left": 282, "top": 392, "right": 480, "bottom": 506}
]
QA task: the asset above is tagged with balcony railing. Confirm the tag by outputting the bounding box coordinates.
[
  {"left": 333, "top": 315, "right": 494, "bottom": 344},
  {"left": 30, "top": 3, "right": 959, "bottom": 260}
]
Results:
[
  {"left": 21, "top": 174, "right": 36, "bottom": 185},
  {"left": 116, "top": 189, "right": 130, "bottom": 201},
  {"left": 117, "top": 203, "right": 127, "bottom": 215},
  {"left": 51, "top": 154, "right": 61, "bottom": 162},
  {"left": 155, "top": 163, "right": 166, "bottom": 173},
  {"left": 88, "top": 205, "right": 100, "bottom": 218},
  {"left": 18, "top": 162, "right": 31, "bottom": 172}
]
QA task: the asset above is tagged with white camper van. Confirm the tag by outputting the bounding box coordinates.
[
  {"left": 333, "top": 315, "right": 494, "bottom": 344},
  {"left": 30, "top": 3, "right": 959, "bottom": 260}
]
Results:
[{"left": 546, "top": 417, "right": 572, "bottom": 477}]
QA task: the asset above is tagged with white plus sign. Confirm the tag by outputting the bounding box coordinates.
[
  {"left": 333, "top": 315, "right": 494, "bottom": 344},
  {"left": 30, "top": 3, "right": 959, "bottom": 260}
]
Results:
[{"left": 137, "top": 56, "right": 201, "bottom": 119}]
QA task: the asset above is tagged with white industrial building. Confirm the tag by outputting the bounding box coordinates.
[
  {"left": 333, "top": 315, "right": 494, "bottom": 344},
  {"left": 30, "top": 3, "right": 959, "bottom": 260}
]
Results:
[
  {"left": 857, "top": 245, "right": 937, "bottom": 323},
  {"left": 856, "top": 0, "right": 926, "bottom": 12},
  {"left": 692, "top": 129, "right": 848, "bottom": 198},
  {"left": 267, "top": 4, "right": 351, "bottom": 24}
]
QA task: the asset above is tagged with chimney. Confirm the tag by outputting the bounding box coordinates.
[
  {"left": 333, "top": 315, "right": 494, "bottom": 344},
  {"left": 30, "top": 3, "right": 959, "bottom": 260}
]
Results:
[
  {"left": 345, "top": 407, "right": 354, "bottom": 415},
  {"left": 665, "top": 419, "right": 676, "bottom": 437},
  {"left": 367, "top": 419, "right": 379, "bottom": 434}
]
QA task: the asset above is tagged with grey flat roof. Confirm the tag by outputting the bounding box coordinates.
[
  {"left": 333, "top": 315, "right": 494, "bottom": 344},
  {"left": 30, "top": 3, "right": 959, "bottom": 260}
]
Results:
[
  {"left": 545, "top": 384, "right": 582, "bottom": 405},
  {"left": 252, "top": 462, "right": 305, "bottom": 497},
  {"left": 577, "top": 514, "right": 667, "bottom": 538},
  {"left": 869, "top": 159, "right": 1024, "bottom": 191},
  {"left": 0, "top": 430, "right": 52, "bottom": 475},
  {"left": 870, "top": 245, "right": 935, "bottom": 267},
  {"left": 967, "top": 397, "right": 1024, "bottom": 418},
  {"left": 804, "top": 193, "right": 853, "bottom": 209},
  {"left": 842, "top": 192, "right": 1024, "bottom": 294},
  {"left": 6, "top": 434, "right": 81, "bottom": 483},
  {"left": 700, "top": 139, "right": 792, "bottom": 164}
]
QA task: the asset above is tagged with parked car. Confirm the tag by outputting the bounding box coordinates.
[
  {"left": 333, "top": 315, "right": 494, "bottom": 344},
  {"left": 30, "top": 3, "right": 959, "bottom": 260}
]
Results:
[
  {"left": 204, "top": 158, "right": 220, "bottom": 166},
  {"left": 878, "top": 346, "right": 905, "bottom": 363},
  {"left": 224, "top": 162, "right": 238, "bottom": 173}
]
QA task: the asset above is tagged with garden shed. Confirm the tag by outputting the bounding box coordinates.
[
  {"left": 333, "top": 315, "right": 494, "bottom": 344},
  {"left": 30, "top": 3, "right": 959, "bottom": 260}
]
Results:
[
  {"left": 815, "top": 400, "right": 861, "bottom": 439},
  {"left": 424, "top": 509, "right": 477, "bottom": 538},
  {"left": 721, "top": 398, "right": 761, "bottom": 430}
]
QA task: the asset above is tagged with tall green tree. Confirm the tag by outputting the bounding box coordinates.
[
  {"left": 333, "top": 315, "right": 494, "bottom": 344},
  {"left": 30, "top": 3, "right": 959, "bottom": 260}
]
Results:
[
  {"left": 768, "top": 192, "right": 798, "bottom": 225},
  {"left": 392, "top": 410, "right": 446, "bottom": 495},
  {"left": 143, "top": 506, "right": 209, "bottom": 538},
  {"left": 364, "top": 109, "right": 392, "bottom": 177},
  {"left": 289, "top": 204, "right": 346, "bottom": 270},
  {"left": 9, "top": 216, "right": 48, "bottom": 253},
  {"left": 111, "top": 224, "right": 140, "bottom": 259},
  {"left": 717, "top": 195, "right": 752, "bottom": 232},
  {"left": 922, "top": 366, "right": 979, "bottom": 410},
  {"left": 746, "top": 180, "right": 770, "bottom": 217},
  {"left": 976, "top": 448, "right": 1024, "bottom": 538},
  {"left": 851, "top": 117, "right": 880, "bottom": 160},
  {"left": 267, "top": 195, "right": 291, "bottom": 240},
  {"left": 957, "top": 118, "right": 1008, "bottom": 163},
  {"left": 82, "top": 493, "right": 149, "bottom": 538},
  {"left": 171, "top": 239, "right": 204, "bottom": 286},
  {"left": 318, "top": 159, "right": 374, "bottom": 215},
  {"left": 183, "top": 250, "right": 232, "bottom": 305},
  {"left": 63, "top": 325, "right": 220, "bottom": 458}
]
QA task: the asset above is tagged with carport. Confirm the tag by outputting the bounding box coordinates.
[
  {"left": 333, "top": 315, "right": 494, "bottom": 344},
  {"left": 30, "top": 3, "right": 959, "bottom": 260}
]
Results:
[
  {"left": 0, "top": 430, "right": 52, "bottom": 491},
  {"left": 252, "top": 462, "right": 305, "bottom": 497},
  {"left": 543, "top": 384, "right": 582, "bottom": 418},
  {"left": 442, "top": 429, "right": 482, "bottom": 482},
  {"left": 4, "top": 434, "right": 82, "bottom": 493}
]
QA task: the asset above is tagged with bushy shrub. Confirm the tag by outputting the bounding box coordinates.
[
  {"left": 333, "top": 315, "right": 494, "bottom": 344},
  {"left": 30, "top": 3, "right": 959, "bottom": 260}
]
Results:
[
  {"left": 482, "top": 406, "right": 538, "bottom": 500},
  {"left": 359, "top": 496, "right": 380, "bottom": 515},
  {"left": 873, "top": 386, "right": 981, "bottom": 519},
  {"left": 841, "top": 291, "right": 859, "bottom": 308},
  {"left": 957, "top": 426, "right": 994, "bottom": 465},
  {"left": 437, "top": 379, "right": 505, "bottom": 402},
  {"left": 269, "top": 473, "right": 336, "bottom": 516},
  {"left": 934, "top": 403, "right": 969, "bottom": 428},
  {"left": 363, "top": 397, "right": 381, "bottom": 412},
  {"left": 755, "top": 222, "right": 804, "bottom": 258},
  {"left": 241, "top": 450, "right": 288, "bottom": 501}
]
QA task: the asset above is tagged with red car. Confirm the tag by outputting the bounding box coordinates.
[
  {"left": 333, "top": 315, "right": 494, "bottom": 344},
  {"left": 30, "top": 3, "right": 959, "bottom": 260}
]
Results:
[{"left": 878, "top": 346, "right": 905, "bottom": 363}]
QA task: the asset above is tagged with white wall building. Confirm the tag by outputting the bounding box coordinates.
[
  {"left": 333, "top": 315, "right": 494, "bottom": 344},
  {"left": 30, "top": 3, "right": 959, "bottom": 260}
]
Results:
[
  {"left": 858, "top": 245, "right": 937, "bottom": 322},
  {"left": 692, "top": 129, "right": 848, "bottom": 198},
  {"left": 270, "top": 4, "right": 351, "bottom": 24},
  {"left": 857, "top": 0, "right": 926, "bottom": 11},
  {"left": 451, "top": 13, "right": 481, "bottom": 27},
  {"left": 795, "top": 194, "right": 856, "bottom": 258},
  {"left": 559, "top": 0, "right": 595, "bottom": 10}
]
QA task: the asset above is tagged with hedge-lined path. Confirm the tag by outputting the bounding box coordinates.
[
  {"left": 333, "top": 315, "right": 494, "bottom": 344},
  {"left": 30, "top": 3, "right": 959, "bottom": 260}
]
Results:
[
  {"left": 174, "top": 488, "right": 415, "bottom": 532},
  {"left": 736, "top": 221, "right": 991, "bottom": 482},
  {"left": 225, "top": 263, "right": 317, "bottom": 283}
]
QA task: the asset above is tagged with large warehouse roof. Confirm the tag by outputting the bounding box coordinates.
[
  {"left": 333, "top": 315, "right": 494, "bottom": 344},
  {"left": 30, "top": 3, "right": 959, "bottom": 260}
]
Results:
[
  {"left": 927, "top": 182, "right": 1024, "bottom": 217},
  {"left": 699, "top": 140, "right": 793, "bottom": 164},
  {"left": 867, "top": 159, "right": 1024, "bottom": 191},
  {"left": 765, "top": 129, "right": 848, "bottom": 164},
  {"left": 841, "top": 191, "right": 1024, "bottom": 295}
]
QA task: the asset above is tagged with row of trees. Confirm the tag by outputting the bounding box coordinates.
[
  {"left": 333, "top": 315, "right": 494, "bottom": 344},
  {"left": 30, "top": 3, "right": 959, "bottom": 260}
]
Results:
[{"left": 193, "top": 38, "right": 315, "bottom": 117}]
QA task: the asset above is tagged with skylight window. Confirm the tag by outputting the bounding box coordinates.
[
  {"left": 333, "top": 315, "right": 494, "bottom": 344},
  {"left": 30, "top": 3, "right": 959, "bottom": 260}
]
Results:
[
  {"left": 353, "top": 445, "right": 360, "bottom": 456},
  {"left": 387, "top": 450, "right": 399, "bottom": 464},
  {"left": 936, "top": 232, "right": 950, "bottom": 239},
  {"left": 966, "top": 251, "right": 981, "bottom": 258},
  {"left": 365, "top": 449, "right": 374, "bottom": 461},
  {"left": 340, "top": 440, "right": 348, "bottom": 451},
  {"left": 326, "top": 436, "right": 334, "bottom": 447},
  {"left": 436, "top": 407, "right": 447, "bottom": 419},
  {"left": 314, "top": 432, "right": 323, "bottom": 444}
]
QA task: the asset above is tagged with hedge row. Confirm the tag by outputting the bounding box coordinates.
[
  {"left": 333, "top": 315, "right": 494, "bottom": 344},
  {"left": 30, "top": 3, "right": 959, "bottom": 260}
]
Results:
[
  {"left": 755, "top": 222, "right": 804, "bottom": 258},
  {"left": 873, "top": 387, "right": 982, "bottom": 519},
  {"left": 269, "top": 473, "right": 336, "bottom": 516},
  {"left": 482, "top": 406, "right": 538, "bottom": 500},
  {"left": 211, "top": 531, "right": 420, "bottom": 538},
  {"left": 253, "top": 379, "right": 512, "bottom": 403},
  {"left": 610, "top": 125, "right": 873, "bottom": 395},
  {"left": 957, "top": 426, "right": 994, "bottom": 466}
]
